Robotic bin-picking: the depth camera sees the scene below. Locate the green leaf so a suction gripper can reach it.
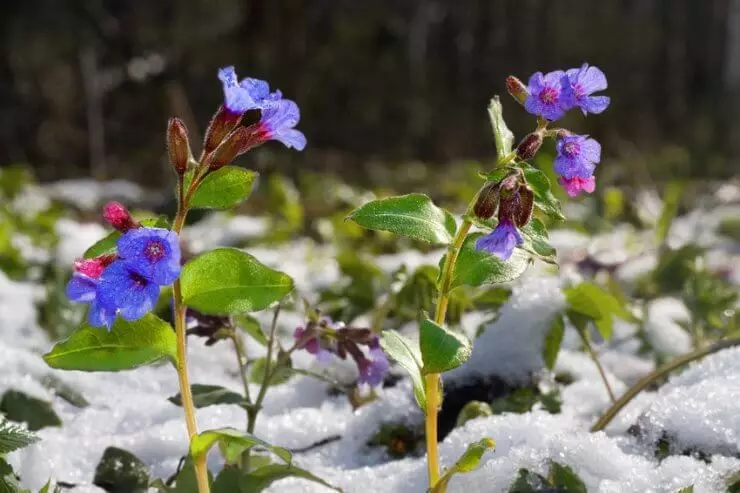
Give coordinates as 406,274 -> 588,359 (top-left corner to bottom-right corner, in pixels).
239,464 -> 342,493
565,282 -> 634,340
482,167 -> 515,185
519,218 -> 557,264
168,384 -> 244,409
675,487 -> 694,493
419,318 -> 472,374
43,313 -> 178,371
93,447 -> 150,493
346,193 -> 457,245
487,96 -> 514,160
548,462 -> 587,493
455,401 -> 493,428
508,468 -> 548,492
542,315 -> 565,370
521,165 -> 565,220
0,417 -> 38,454
656,181 -> 685,245
379,331 -> 426,408
449,233 -> 530,290
0,458 -> 21,493
41,375 -> 89,408
180,248 -> 294,314
234,314 -> 267,346
190,428 -> 292,464
84,216 -> 169,258
430,438 -> 495,493
185,166 -> 258,210
0,390 -> 61,431
249,358 -> 293,386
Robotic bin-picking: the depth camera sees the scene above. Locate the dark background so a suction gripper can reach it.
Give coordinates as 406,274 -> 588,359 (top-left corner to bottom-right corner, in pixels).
2,0 -> 740,188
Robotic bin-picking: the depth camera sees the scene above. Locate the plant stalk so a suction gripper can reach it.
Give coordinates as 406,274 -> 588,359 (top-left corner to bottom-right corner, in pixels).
591,336 -> 740,432
172,175 -> 210,493
577,328 -> 616,403
425,219 -> 472,489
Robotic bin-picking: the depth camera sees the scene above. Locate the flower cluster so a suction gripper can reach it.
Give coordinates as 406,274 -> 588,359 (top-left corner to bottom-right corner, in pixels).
294,317 -> 390,387
520,63 -> 609,197
66,202 -> 181,330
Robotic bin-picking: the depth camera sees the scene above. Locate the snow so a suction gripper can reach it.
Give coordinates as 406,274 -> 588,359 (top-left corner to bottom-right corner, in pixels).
1,185 -> 739,493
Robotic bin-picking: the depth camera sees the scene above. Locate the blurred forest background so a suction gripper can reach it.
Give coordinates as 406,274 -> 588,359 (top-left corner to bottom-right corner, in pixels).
1,0 -> 740,190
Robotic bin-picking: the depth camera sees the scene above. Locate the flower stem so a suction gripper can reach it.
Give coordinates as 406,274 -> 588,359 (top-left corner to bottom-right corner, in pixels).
425,219 -> 472,490
590,336 -> 740,432
247,303 -> 282,434
172,176 -> 210,493
577,328 -> 616,403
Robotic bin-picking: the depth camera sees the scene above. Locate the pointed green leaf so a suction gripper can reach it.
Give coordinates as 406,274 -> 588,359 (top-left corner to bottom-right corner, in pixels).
488,96 -> 514,160
83,216 -> 169,259
542,315 -> 565,370
43,313 -> 177,371
419,318 -> 472,374
449,233 -> 530,290
430,438 -> 495,493
234,314 -> 267,346
380,331 -> 426,408
168,385 -> 244,409
0,418 -> 38,454
520,218 -> 557,264
190,427 -> 292,464
185,166 -> 258,210
248,358 -> 293,386
0,391 -> 61,431
565,282 -> 634,340
521,165 -> 565,220
347,194 -> 457,245
239,464 -> 341,493
549,462 -> 586,493
482,167 -> 515,185
180,248 -> 294,314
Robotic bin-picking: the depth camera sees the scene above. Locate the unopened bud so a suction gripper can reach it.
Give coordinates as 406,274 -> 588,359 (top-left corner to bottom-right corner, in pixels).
73,254 -> 115,279
203,105 -> 243,154
103,201 -> 140,232
456,400 -> 493,427
167,117 -> 191,175
506,76 -> 528,105
516,185 -> 535,227
515,132 -> 543,161
473,181 -> 501,220
497,175 -> 522,221
207,126 -> 253,170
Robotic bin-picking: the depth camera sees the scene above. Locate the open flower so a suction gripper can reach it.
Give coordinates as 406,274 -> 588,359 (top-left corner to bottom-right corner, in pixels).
218,66 -> 281,115
524,70 -> 566,121
254,99 -> 307,150
475,219 -> 523,261
357,339 -> 390,387
294,326 -> 334,363
116,228 -> 181,286
561,63 -> 610,115
97,261 -> 161,322
558,176 -> 596,197
66,274 -> 116,329
554,134 -> 601,180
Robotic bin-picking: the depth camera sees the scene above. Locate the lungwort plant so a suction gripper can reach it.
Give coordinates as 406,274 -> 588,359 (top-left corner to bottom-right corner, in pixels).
43,66 -> 338,493
347,64 -> 611,491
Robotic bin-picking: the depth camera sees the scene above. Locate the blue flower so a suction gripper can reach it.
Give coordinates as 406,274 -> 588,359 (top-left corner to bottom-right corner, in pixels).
554,134 -> 601,180
475,220 -> 524,260
257,99 -> 307,150
66,274 -> 116,330
561,64 -> 610,115
524,70 -> 566,121
218,66 -> 281,115
117,228 -> 181,286
97,261 -> 161,322
357,345 -> 390,387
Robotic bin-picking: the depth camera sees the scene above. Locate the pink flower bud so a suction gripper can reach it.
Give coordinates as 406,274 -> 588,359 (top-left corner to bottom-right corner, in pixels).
103,202 -> 140,232
73,254 -> 116,279
506,76 -> 528,105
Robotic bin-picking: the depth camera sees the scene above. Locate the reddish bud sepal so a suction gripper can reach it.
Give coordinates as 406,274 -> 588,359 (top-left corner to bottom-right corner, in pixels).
506,76 -> 528,105
103,202 -> 140,232
203,106 -> 243,155
515,132 -> 544,161
167,117 -> 192,175
516,185 -> 535,227
473,181 -> 501,220
207,126 -> 256,170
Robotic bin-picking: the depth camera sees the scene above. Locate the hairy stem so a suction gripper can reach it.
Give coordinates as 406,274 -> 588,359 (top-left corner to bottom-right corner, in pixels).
172,175 -> 210,493
425,219 -> 472,489
578,328 -> 616,403
591,337 -> 740,432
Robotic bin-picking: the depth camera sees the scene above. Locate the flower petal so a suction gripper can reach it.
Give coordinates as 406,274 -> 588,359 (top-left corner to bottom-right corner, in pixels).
66,274 -> 97,303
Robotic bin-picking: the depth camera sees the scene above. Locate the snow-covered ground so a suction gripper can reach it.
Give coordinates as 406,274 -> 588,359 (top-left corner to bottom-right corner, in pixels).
3,181 -> 740,492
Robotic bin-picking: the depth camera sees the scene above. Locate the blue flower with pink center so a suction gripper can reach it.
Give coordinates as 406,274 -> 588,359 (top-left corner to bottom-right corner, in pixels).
554,134 -> 601,180
475,220 -> 523,261
116,228 -> 181,285
256,99 -> 307,150
218,66 -> 281,115
524,70 -> 566,121
66,273 -> 117,329
561,63 -> 610,115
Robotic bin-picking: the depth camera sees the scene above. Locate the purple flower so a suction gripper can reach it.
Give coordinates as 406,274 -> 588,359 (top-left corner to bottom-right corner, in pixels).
294,327 -> 334,363
475,220 -> 523,260
357,346 -> 390,387
97,261 -> 161,322
66,274 -> 117,329
558,176 -> 596,197
524,70 -> 566,121
561,64 -> 610,115
554,134 -> 601,180
256,99 -> 307,150
117,228 -> 181,286
218,66 -> 281,115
